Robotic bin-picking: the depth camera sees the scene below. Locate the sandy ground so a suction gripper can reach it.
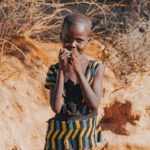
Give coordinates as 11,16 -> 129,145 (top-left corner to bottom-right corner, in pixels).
0,37 -> 150,150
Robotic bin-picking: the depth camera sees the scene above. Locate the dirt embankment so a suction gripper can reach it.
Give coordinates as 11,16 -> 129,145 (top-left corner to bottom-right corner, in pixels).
0,37 -> 150,150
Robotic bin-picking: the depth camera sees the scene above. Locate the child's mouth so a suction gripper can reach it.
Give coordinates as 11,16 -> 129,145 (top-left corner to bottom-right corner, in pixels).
70,48 -> 78,52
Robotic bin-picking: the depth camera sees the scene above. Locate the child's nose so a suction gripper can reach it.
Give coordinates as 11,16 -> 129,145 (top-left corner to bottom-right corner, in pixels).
71,41 -> 77,47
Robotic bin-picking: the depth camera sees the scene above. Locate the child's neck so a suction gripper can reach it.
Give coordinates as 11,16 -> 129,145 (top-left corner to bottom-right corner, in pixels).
64,55 -> 90,84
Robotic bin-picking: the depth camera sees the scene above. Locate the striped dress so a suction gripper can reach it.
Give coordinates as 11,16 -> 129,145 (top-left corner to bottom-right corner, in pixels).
44,60 -> 102,150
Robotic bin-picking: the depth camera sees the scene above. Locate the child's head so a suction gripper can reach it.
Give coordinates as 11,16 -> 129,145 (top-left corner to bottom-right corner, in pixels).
61,13 -> 92,54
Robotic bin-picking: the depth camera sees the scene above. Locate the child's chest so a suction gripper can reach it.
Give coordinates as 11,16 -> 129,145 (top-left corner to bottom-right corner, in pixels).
64,67 -> 78,85
64,63 -> 88,85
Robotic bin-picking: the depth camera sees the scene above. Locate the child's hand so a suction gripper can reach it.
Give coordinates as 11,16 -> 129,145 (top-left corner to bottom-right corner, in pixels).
70,50 -> 82,74
58,49 -> 71,72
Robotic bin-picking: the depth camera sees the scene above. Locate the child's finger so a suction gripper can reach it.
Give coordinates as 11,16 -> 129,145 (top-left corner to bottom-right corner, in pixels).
63,49 -> 71,56
59,49 -> 70,59
72,50 -> 79,57
59,49 -> 65,55
59,49 -> 62,53
62,48 -> 71,56
72,53 -> 78,60
71,54 -> 77,62
72,50 -> 79,54
61,52 -> 69,60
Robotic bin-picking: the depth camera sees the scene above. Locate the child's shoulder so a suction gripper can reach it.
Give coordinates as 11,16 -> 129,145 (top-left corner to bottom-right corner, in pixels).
47,62 -> 59,74
90,59 -> 103,69
89,59 -> 104,76
45,62 -> 59,89
49,62 -> 59,70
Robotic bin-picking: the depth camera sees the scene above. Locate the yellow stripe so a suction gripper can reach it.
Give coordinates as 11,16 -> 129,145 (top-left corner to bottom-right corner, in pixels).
91,121 -> 96,147
85,68 -> 91,83
78,128 -> 86,150
88,61 -> 99,84
72,120 -> 80,138
67,111 -> 72,115
48,69 -> 53,74
85,61 -> 91,77
47,119 -> 54,139
86,118 -> 92,137
96,118 -> 101,133
45,82 -> 54,86
92,61 -> 98,67
97,125 -> 101,132
64,129 -> 73,141
51,130 -> 59,149
96,119 -> 101,142
58,121 -> 66,139
86,60 -> 100,83
89,77 -> 94,85
85,61 -> 92,82
64,129 -> 73,150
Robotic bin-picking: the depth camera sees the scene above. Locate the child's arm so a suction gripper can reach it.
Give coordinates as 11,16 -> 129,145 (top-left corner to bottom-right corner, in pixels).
71,52 -> 105,110
50,69 -> 64,114
77,63 -> 104,110
50,49 -> 70,114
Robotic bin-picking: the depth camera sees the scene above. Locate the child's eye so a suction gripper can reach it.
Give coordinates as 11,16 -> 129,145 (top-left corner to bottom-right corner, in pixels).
76,39 -> 84,43
62,37 -> 70,43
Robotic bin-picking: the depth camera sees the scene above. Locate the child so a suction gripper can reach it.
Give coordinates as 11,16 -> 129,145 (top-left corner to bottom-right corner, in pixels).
44,13 -> 105,150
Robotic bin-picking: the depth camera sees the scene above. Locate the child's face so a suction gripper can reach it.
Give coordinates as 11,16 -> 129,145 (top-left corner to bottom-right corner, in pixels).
61,23 -> 90,54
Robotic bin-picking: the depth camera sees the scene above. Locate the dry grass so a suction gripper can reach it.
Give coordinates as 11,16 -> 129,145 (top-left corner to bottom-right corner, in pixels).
101,19 -> 150,84
0,0 -> 150,83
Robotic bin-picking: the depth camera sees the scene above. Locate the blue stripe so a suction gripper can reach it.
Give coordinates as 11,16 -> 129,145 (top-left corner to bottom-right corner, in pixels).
83,119 -> 87,128
56,120 -> 60,130
71,139 -> 77,149
46,139 -> 50,149
81,105 -> 87,114
85,137 -> 90,148
47,76 -> 56,81
68,120 -> 73,129
57,139 -> 62,149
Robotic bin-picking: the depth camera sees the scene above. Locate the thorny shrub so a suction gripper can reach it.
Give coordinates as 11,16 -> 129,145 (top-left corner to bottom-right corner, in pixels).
0,0 -> 149,83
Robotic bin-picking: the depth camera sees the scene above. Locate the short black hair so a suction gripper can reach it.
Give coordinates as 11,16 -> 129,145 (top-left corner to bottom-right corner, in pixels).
62,13 -> 92,34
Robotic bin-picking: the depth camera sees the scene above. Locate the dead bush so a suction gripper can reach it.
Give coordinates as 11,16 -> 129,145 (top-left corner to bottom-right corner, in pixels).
0,0 -> 149,83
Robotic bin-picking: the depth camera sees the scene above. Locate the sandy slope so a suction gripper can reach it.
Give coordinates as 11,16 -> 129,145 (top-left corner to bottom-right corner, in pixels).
0,37 -> 150,150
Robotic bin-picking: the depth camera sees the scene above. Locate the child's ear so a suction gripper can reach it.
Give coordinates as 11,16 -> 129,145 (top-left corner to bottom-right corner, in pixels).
88,37 -> 91,42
